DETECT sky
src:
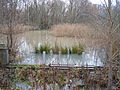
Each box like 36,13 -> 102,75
62,0 -> 116,5
90,0 -> 116,5
89,0 -> 107,4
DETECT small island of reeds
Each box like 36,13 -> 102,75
35,44 -> 84,55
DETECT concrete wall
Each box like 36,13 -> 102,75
0,48 -> 9,64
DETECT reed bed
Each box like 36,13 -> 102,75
50,23 -> 94,38
34,44 -> 84,55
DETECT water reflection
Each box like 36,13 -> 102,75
18,52 -> 103,66
18,31 -> 106,66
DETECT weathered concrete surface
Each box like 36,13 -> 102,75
0,47 -> 9,64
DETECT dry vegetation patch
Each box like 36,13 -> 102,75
0,24 -> 36,35
50,24 -> 95,38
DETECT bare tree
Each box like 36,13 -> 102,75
21,0 -> 96,29
0,0 -> 27,62
90,0 -> 120,89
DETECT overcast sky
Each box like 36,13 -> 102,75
90,0 -> 107,4
91,0 -> 117,5
62,0 -> 116,5
90,0 -> 116,4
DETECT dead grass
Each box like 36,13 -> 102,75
0,24 -> 35,35
50,23 -> 94,38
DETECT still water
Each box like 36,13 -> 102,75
18,53 -> 103,66
18,31 -> 106,66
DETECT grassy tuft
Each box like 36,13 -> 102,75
72,45 -> 84,54
40,44 -> 51,54
34,44 -> 84,54
61,47 -> 68,54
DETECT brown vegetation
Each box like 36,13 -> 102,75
50,24 -> 94,38
0,24 -> 35,35
0,65 -> 117,90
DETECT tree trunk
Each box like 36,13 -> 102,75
107,0 -> 113,89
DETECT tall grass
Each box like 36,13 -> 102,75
50,23 -> 94,38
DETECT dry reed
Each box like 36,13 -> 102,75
50,23 -> 94,38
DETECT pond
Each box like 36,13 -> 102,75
0,31 -> 107,90
18,31 -> 106,66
